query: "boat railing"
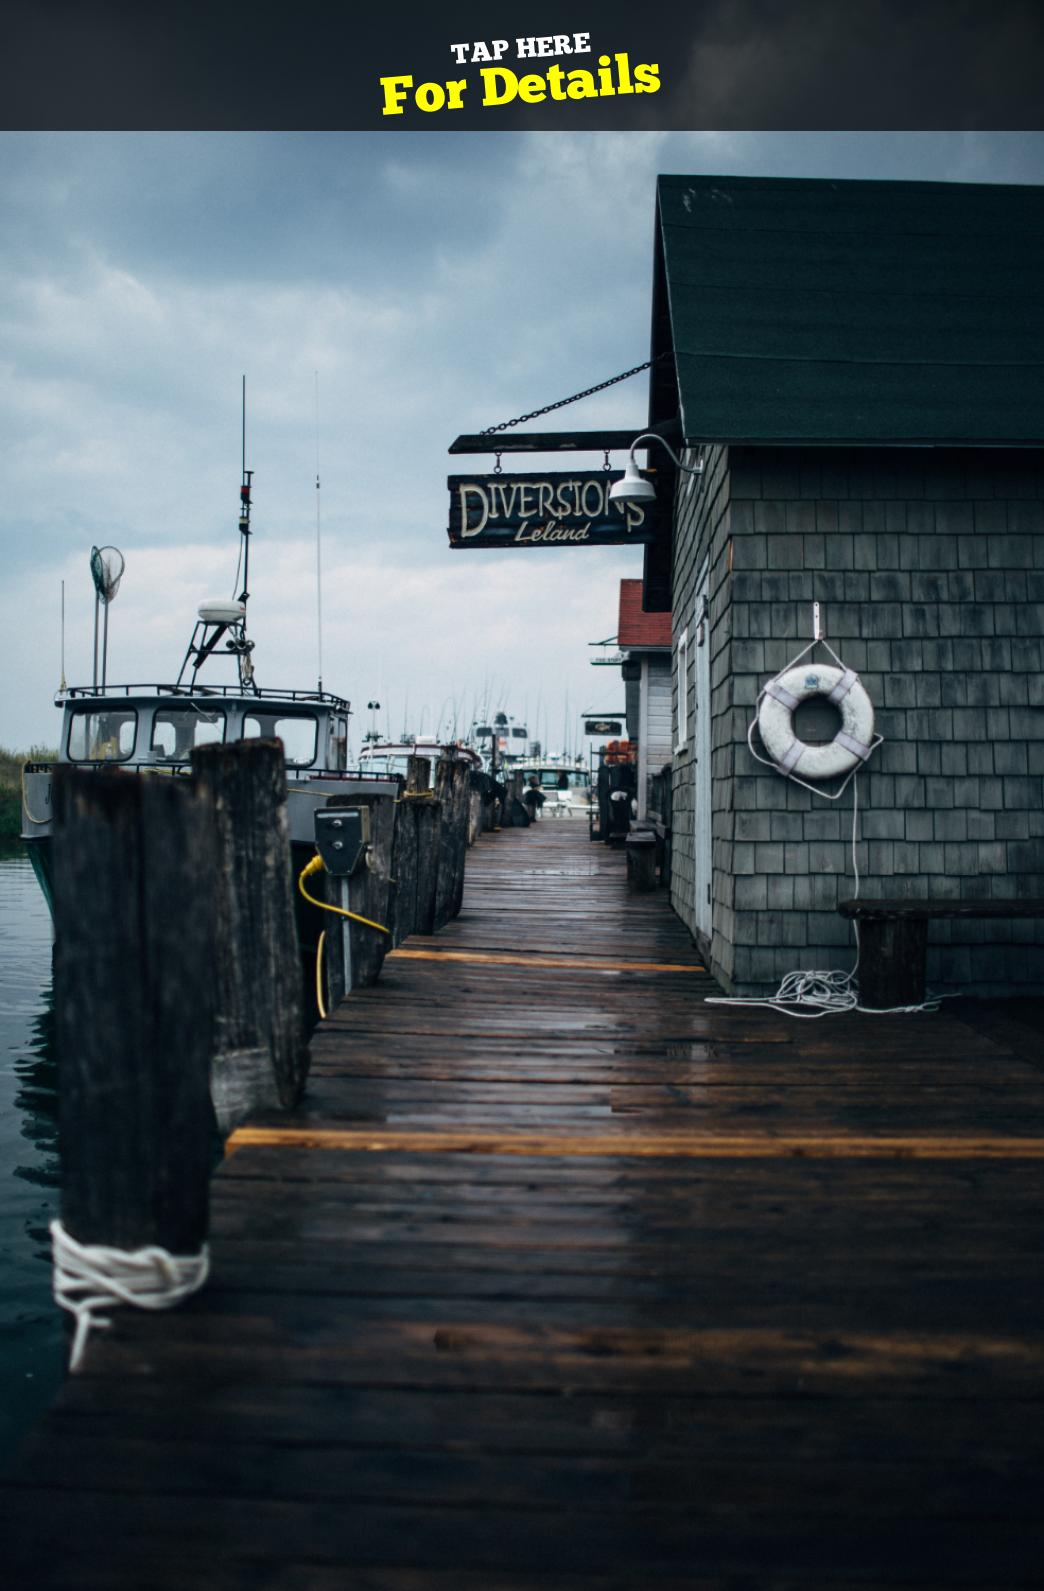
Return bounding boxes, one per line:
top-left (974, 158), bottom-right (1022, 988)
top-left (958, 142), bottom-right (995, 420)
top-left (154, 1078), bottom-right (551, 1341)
top-left (59, 682), bottom-right (351, 709)
top-left (23, 758), bottom-right (399, 785)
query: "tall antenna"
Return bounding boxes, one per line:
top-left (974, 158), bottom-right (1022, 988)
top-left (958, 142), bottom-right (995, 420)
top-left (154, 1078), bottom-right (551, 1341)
top-left (59, 579), bottom-right (66, 692)
top-left (314, 371), bottom-right (324, 695)
top-left (235, 376), bottom-right (255, 690)
top-left (238, 381), bottom-right (254, 687)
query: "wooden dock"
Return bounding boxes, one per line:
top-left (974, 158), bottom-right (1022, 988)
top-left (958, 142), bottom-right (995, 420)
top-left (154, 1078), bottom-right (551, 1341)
top-left (5, 819), bottom-right (1044, 1587)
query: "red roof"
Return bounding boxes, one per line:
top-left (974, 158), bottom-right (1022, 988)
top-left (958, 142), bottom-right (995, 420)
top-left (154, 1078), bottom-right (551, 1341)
top-left (617, 580), bottom-right (671, 649)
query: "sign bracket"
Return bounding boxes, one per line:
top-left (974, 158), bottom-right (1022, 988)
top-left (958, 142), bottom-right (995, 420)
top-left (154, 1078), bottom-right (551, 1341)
top-left (449, 429), bottom-right (644, 456)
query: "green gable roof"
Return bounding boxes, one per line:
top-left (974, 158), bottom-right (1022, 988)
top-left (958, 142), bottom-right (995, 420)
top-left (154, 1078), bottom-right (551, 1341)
top-left (655, 174), bottom-right (1044, 446)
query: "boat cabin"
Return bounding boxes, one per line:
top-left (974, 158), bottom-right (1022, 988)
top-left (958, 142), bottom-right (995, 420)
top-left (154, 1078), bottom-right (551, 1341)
top-left (516, 761), bottom-right (592, 817)
top-left (358, 740), bottom-right (482, 784)
top-left (58, 686), bottom-right (351, 774)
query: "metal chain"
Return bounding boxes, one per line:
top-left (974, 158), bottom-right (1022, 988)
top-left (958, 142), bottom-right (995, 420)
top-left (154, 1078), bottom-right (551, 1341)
top-left (479, 354), bottom-right (670, 436)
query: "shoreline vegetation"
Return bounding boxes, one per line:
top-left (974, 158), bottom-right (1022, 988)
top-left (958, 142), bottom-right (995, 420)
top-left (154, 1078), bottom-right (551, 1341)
top-left (0, 748), bottom-right (56, 841)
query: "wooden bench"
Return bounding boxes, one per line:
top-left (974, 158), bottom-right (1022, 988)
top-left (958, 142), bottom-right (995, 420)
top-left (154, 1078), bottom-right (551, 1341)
top-left (837, 897), bottom-right (1044, 1009)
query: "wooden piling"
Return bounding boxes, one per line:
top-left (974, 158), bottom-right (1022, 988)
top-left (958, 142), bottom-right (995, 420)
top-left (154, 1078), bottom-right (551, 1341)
top-left (475, 770), bottom-right (498, 835)
top-left (192, 739), bottom-right (307, 1128)
top-left (319, 864), bottom-right (347, 1013)
top-left (467, 770), bottom-right (484, 845)
top-left (413, 795), bottom-right (441, 935)
top-left (433, 758), bottom-right (471, 929)
top-left (501, 770), bottom-right (532, 828)
top-left (390, 760), bottom-right (434, 947)
top-left (391, 795), bottom-right (420, 947)
top-left (51, 766), bottom-right (216, 1254)
top-left (405, 756), bottom-right (431, 795)
top-left (338, 791), bottom-right (396, 987)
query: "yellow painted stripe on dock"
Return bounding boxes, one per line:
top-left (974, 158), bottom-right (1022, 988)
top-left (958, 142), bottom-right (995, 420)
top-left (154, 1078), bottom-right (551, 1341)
top-left (387, 949), bottom-right (706, 973)
top-left (226, 1126), bottom-right (1044, 1161)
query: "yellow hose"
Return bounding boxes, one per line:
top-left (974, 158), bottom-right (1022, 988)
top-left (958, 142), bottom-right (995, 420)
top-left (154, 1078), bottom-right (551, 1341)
top-left (315, 930), bottom-right (328, 1020)
top-left (297, 853), bottom-right (390, 936)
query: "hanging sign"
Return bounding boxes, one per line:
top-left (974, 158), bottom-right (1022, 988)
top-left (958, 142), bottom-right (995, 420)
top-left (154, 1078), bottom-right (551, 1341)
top-left (447, 471), bottom-right (656, 549)
top-left (584, 719), bottom-right (623, 735)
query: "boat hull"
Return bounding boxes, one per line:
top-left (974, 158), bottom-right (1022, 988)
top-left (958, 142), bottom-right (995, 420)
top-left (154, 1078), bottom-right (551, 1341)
top-left (21, 771), bottom-right (397, 962)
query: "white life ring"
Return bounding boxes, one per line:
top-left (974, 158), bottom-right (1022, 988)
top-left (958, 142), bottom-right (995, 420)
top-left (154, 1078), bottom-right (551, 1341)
top-left (757, 663), bottom-right (875, 781)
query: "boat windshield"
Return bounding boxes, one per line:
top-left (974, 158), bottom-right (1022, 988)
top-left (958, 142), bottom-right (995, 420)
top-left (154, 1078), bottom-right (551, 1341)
top-left (522, 768), bottom-right (590, 791)
top-left (243, 711), bottom-right (318, 767)
top-left (151, 706), bottom-right (226, 761)
top-left (360, 754), bottom-right (412, 778)
top-left (67, 708), bottom-right (137, 762)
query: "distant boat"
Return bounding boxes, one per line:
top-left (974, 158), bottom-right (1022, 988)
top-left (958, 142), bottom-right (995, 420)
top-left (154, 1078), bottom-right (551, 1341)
top-left (514, 758), bottom-right (593, 819)
top-left (471, 711), bottom-right (531, 772)
top-left (359, 738), bottom-right (481, 786)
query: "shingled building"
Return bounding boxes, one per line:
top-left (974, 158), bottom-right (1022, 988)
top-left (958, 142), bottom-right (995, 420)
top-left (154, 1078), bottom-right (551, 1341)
top-left (638, 174), bottom-right (1044, 996)
top-left (617, 579), bottom-right (672, 820)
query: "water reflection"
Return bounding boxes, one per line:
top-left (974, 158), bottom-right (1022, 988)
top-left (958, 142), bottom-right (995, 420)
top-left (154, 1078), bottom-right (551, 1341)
top-left (0, 846), bottom-right (64, 1469)
top-left (14, 991), bottom-right (58, 1199)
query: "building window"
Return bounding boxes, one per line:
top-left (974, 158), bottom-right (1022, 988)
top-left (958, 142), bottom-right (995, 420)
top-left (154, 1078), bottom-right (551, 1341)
top-left (675, 628), bottom-right (688, 752)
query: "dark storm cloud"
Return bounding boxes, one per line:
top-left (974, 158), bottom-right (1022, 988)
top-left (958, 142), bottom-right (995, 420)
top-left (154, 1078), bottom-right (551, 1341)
top-left (1, 133), bottom-right (522, 291)
top-left (681, 0), bottom-right (1044, 130)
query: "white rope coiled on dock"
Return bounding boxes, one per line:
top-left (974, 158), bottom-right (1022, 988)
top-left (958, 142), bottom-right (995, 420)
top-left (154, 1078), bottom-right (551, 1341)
top-left (51, 1219), bottom-right (210, 1372)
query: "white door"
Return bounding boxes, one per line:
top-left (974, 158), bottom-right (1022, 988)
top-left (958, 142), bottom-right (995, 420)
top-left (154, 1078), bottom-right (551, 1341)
top-left (693, 560), bottom-right (712, 939)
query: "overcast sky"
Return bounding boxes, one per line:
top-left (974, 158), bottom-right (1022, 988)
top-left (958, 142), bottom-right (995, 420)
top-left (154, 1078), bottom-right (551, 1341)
top-left (2, 131), bottom-right (1043, 755)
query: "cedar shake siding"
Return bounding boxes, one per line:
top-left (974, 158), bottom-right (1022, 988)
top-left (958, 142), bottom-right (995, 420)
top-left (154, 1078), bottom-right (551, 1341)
top-left (670, 444), bottom-right (1044, 997)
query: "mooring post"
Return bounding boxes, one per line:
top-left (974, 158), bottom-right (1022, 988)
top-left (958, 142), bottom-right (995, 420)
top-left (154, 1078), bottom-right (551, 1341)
top-left (405, 755), bottom-right (431, 795)
top-left (502, 770), bottom-right (531, 827)
top-left (192, 739), bottom-right (307, 1130)
top-left (391, 795), bottom-right (418, 946)
top-left (449, 762), bottom-right (472, 917)
top-left (414, 792), bottom-right (441, 935)
top-left (474, 766), bottom-right (496, 833)
top-left (319, 863), bottom-right (347, 1014)
top-left (433, 757), bottom-right (470, 929)
top-left (490, 773), bottom-right (507, 830)
top-left (52, 766), bottom-right (216, 1256)
top-left (390, 755), bottom-right (432, 947)
top-left (467, 769), bottom-right (482, 845)
top-left (338, 790), bottom-right (396, 987)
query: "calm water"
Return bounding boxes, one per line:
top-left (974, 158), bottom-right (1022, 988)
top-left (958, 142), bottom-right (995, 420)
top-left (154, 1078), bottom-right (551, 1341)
top-left (0, 845), bottom-right (64, 1467)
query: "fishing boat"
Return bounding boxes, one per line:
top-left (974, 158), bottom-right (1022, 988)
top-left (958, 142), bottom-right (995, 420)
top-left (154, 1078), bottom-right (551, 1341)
top-left (20, 465), bottom-right (397, 959)
top-left (514, 758), bottom-right (593, 819)
top-left (359, 737), bottom-right (482, 785)
top-left (472, 712), bottom-right (531, 772)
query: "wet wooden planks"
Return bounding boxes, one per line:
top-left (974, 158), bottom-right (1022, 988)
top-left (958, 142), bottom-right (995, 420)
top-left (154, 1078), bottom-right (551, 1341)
top-left (4, 820), bottom-right (1044, 1587)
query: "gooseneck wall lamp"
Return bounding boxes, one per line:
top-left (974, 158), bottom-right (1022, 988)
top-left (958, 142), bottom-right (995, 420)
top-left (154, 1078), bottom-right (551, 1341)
top-left (608, 432), bottom-right (705, 507)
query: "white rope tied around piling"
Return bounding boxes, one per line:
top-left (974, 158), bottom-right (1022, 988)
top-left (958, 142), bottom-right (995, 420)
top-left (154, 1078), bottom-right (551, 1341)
top-left (50, 1219), bottom-right (210, 1372)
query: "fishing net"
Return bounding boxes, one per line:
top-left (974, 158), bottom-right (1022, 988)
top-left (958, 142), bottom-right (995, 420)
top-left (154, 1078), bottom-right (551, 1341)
top-left (90, 545), bottom-right (125, 604)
